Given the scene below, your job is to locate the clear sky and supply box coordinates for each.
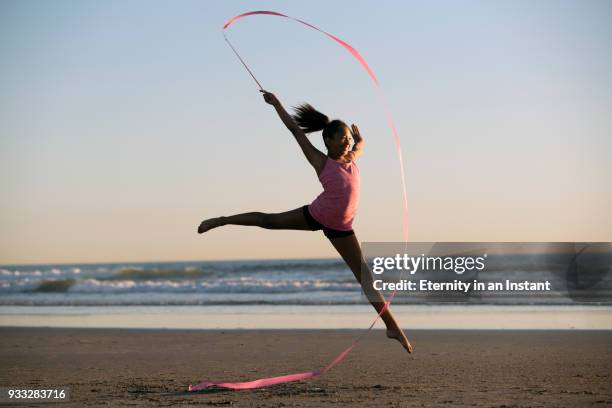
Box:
[1,0,611,265]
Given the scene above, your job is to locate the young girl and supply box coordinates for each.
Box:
[198,90,412,353]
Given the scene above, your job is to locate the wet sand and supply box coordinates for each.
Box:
[1,327,611,407]
[3,305,611,330]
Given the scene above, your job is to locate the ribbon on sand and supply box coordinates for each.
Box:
[189,10,409,392]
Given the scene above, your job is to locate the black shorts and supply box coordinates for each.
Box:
[302,205,355,239]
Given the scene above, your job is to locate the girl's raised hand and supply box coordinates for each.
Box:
[260,89,279,106]
[350,124,362,142]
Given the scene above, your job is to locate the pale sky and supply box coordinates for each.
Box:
[1,0,611,265]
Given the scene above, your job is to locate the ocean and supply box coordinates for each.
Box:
[1,256,611,306]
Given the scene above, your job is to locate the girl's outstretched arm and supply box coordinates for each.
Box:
[261,90,326,175]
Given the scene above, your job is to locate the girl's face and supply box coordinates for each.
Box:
[326,126,353,159]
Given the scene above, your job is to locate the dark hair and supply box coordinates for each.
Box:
[291,103,348,148]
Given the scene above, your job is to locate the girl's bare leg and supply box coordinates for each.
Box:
[198,207,311,233]
[328,233,413,353]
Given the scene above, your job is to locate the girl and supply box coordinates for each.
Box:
[198,90,412,353]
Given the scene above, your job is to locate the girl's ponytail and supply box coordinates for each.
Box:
[291,103,329,134]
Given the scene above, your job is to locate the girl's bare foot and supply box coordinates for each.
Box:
[197,217,225,234]
[386,328,413,353]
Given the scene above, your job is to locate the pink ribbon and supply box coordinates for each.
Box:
[188,301,390,391]
[188,10,410,392]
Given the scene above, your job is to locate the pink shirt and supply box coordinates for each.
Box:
[308,158,360,231]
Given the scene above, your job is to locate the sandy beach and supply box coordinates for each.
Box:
[1,327,611,407]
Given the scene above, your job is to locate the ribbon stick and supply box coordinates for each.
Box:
[189,10,410,392]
